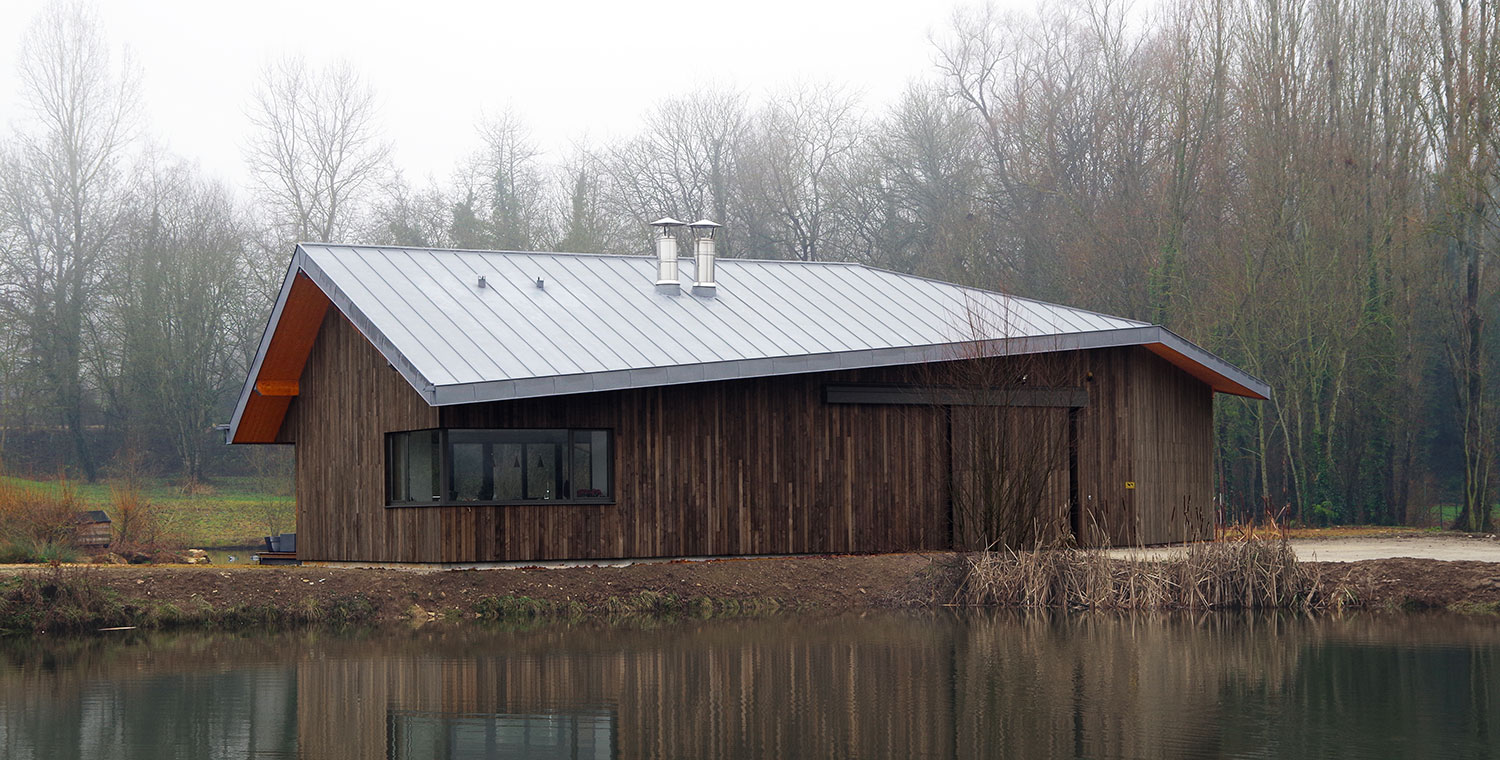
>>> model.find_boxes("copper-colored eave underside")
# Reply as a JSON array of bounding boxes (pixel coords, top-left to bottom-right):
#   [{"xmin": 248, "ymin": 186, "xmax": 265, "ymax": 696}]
[
  {"xmin": 231, "ymin": 273, "xmax": 330, "ymax": 444},
  {"xmin": 230, "ymin": 277, "xmax": 1265, "ymax": 443},
  {"xmin": 1143, "ymin": 342, "xmax": 1268, "ymax": 400}
]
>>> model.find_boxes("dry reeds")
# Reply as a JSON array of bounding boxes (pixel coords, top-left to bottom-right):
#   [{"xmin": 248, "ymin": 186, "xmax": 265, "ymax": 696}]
[
  {"xmin": 958, "ymin": 537, "xmax": 1357, "ymax": 611},
  {"xmin": 109, "ymin": 482, "xmax": 174, "ymax": 554},
  {"xmin": 0, "ymin": 476, "xmax": 84, "ymax": 563}
]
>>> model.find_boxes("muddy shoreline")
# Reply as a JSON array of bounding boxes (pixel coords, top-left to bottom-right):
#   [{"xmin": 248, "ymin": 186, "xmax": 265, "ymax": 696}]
[{"xmin": 3, "ymin": 547, "xmax": 1499, "ymax": 633}]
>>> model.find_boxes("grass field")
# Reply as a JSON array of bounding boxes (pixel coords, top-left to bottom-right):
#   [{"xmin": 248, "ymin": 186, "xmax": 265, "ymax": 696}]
[{"xmin": 0, "ymin": 474, "xmax": 294, "ymax": 549}]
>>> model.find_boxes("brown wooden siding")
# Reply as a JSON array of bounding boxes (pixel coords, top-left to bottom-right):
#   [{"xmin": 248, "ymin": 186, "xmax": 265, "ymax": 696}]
[
  {"xmin": 296, "ymin": 617, "xmax": 957, "ymax": 760},
  {"xmin": 280, "ymin": 310, "xmax": 1213, "ymax": 563},
  {"xmin": 278, "ymin": 310, "xmax": 438, "ymax": 562}
]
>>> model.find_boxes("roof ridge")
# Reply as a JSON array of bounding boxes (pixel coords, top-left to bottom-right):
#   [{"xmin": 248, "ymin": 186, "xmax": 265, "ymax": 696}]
[{"xmin": 298, "ymin": 243, "xmax": 870, "ymax": 267}]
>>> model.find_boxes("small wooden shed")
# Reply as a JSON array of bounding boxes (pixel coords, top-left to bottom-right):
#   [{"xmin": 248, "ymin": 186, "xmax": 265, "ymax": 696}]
[
  {"xmin": 73, "ymin": 510, "xmax": 112, "ymax": 548},
  {"xmin": 226, "ymin": 240, "xmax": 1269, "ymax": 567}
]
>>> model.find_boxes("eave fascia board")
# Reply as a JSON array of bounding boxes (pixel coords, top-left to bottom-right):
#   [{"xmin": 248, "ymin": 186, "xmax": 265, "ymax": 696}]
[
  {"xmin": 1150, "ymin": 327, "xmax": 1272, "ymax": 400},
  {"xmin": 425, "ymin": 324, "xmax": 1270, "ymax": 406}
]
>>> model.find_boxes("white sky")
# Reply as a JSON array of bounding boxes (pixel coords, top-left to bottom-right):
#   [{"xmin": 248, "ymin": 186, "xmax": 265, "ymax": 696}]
[{"xmin": 0, "ymin": 0, "xmax": 1007, "ymax": 194}]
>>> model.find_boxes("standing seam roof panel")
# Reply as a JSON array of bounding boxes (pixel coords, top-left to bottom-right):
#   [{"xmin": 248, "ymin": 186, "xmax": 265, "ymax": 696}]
[
  {"xmin": 441, "ymin": 252, "xmax": 576, "ymax": 377},
  {"xmin": 537, "ymin": 257, "xmax": 685, "ymax": 369},
  {"xmin": 724, "ymin": 264, "xmax": 868, "ymax": 354},
  {"xmin": 309, "ymin": 249, "xmax": 459, "ymax": 386},
  {"xmin": 776, "ymin": 264, "xmax": 927, "ymax": 348},
  {"xmin": 416, "ymin": 251, "xmax": 537, "ymax": 376},
  {"xmin": 379, "ymin": 248, "xmax": 510, "ymax": 382},
  {"xmin": 251, "ymin": 245, "xmax": 1261, "ymax": 412},
  {"xmin": 357, "ymin": 248, "xmax": 493, "ymax": 383}
]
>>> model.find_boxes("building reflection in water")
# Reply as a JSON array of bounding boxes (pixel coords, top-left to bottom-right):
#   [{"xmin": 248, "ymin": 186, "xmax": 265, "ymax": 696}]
[
  {"xmin": 2, "ymin": 612, "xmax": 1499, "ymax": 759},
  {"xmin": 388, "ymin": 709, "xmax": 614, "ymax": 760}
]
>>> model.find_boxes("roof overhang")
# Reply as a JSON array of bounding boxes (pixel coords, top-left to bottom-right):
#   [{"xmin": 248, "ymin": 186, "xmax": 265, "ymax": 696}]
[
  {"xmin": 228, "ymin": 247, "xmax": 438, "ymax": 444},
  {"xmin": 226, "ymin": 247, "xmax": 1270, "ymax": 443},
  {"xmin": 420, "ymin": 324, "xmax": 1270, "ymax": 405}
]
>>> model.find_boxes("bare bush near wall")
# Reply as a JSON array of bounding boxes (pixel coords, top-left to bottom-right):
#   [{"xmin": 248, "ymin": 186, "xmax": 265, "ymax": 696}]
[
  {"xmin": 927, "ymin": 299, "xmax": 1076, "ymax": 551},
  {"xmin": 959, "ymin": 537, "xmax": 1356, "ymax": 611}
]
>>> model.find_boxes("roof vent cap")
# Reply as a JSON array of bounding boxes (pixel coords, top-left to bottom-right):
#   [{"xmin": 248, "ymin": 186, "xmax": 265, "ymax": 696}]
[
  {"xmin": 651, "ymin": 217, "xmax": 686, "ymax": 295},
  {"xmin": 689, "ymin": 219, "xmax": 721, "ymax": 296}
]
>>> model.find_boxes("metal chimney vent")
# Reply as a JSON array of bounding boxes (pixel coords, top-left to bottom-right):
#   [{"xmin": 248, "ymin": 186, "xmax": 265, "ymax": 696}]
[
  {"xmin": 689, "ymin": 219, "xmax": 721, "ymax": 296},
  {"xmin": 650, "ymin": 217, "xmax": 686, "ymax": 294}
]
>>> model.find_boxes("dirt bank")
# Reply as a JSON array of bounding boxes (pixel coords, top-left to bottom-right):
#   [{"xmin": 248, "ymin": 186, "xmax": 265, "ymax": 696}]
[
  {"xmin": 5, "ymin": 542, "xmax": 1500, "ymax": 628},
  {"xmin": 18, "ymin": 553, "xmax": 957, "ymax": 625}
]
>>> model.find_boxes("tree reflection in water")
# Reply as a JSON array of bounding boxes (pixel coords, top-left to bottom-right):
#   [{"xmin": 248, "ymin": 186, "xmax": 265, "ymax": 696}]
[{"xmin": 0, "ymin": 612, "xmax": 1496, "ymax": 759}]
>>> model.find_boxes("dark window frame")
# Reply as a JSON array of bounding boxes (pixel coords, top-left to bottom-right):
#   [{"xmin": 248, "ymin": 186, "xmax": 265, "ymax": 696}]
[{"xmin": 385, "ymin": 428, "xmax": 615, "ymax": 508}]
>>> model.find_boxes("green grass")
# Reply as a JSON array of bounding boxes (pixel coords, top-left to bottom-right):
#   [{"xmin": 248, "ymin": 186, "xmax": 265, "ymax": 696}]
[{"xmin": 0, "ymin": 475, "xmax": 293, "ymax": 549}]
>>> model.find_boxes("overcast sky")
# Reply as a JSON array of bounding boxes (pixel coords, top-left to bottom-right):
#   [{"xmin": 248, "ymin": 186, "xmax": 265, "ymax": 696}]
[{"xmin": 0, "ymin": 0, "xmax": 1012, "ymax": 193}]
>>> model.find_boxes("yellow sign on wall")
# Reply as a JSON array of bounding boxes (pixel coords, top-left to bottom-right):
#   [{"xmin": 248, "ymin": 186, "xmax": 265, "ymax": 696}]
[{"xmin": 1124, "ymin": 481, "xmax": 1136, "ymax": 490}]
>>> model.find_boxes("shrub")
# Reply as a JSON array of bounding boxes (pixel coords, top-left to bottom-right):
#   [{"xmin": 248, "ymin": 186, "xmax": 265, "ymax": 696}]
[
  {"xmin": 110, "ymin": 483, "xmax": 177, "ymax": 555},
  {"xmin": 959, "ymin": 537, "xmax": 1356, "ymax": 611},
  {"xmin": 0, "ymin": 477, "xmax": 86, "ymax": 561},
  {"xmin": 0, "ymin": 566, "xmax": 137, "ymax": 634}
]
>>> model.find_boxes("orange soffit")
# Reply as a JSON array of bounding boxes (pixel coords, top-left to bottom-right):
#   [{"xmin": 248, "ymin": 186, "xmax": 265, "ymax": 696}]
[
  {"xmin": 1143, "ymin": 342, "xmax": 1268, "ymax": 400},
  {"xmin": 255, "ymin": 380, "xmax": 299, "ymax": 397},
  {"xmin": 233, "ymin": 273, "xmax": 331, "ymax": 443}
]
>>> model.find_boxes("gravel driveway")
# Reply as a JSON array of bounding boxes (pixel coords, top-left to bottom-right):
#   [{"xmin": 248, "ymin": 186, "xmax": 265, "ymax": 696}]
[{"xmin": 1108, "ymin": 533, "xmax": 1500, "ymax": 563}]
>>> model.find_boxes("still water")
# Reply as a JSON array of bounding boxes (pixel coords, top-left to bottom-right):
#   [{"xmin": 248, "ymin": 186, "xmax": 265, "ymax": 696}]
[{"xmin": 0, "ymin": 612, "xmax": 1496, "ymax": 759}]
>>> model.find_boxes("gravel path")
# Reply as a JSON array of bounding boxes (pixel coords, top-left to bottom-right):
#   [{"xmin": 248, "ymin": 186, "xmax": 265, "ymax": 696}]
[{"xmin": 1108, "ymin": 533, "xmax": 1500, "ymax": 563}]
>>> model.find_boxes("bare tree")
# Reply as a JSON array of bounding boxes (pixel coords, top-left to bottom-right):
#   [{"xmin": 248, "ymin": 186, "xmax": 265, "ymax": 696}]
[
  {"xmin": 0, "ymin": 1, "xmax": 136, "ymax": 481},
  {"xmin": 554, "ymin": 143, "xmax": 628, "ymax": 253},
  {"xmin": 449, "ymin": 108, "xmax": 552, "ymax": 250},
  {"xmin": 245, "ymin": 57, "xmax": 391, "ymax": 245},
  {"xmin": 927, "ymin": 300, "xmax": 1079, "ymax": 550},
  {"xmin": 602, "ymin": 88, "xmax": 748, "ymax": 253},
  {"xmin": 368, "ymin": 170, "xmax": 456, "ymax": 248},
  {"xmin": 1425, "ymin": 0, "xmax": 1498, "ymax": 532},
  {"xmin": 98, "ymin": 151, "xmax": 258, "ymax": 483},
  {"xmin": 738, "ymin": 84, "xmax": 864, "ymax": 262}
]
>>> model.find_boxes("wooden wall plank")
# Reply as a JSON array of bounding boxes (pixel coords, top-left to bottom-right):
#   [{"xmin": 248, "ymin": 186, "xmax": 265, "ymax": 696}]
[{"xmin": 282, "ymin": 311, "xmax": 1215, "ymax": 562}]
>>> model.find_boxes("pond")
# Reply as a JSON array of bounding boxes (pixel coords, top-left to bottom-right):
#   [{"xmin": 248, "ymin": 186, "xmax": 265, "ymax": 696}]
[{"xmin": 0, "ymin": 612, "xmax": 1496, "ymax": 759}]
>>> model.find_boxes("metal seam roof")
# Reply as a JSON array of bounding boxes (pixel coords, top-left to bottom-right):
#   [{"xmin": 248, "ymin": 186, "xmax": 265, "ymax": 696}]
[{"xmin": 227, "ymin": 244, "xmax": 1270, "ymax": 440}]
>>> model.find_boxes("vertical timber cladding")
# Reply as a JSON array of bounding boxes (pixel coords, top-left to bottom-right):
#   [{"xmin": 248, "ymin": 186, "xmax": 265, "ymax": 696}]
[
  {"xmin": 1067, "ymin": 346, "xmax": 1215, "ymax": 546},
  {"xmin": 283, "ymin": 310, "xmax": 951, "ymax": 564},
  {"xmin": 278, "ymin": 310, "xmax": 438, "ymax": 562},
  {"xmin": 923, "ymin": 346, "xmax": 1215, "ymax": 548},
  {"xmin": 440, "ymin": 369, "xmax": 952, "ymax": 563},
  {"xmin": 1128, "ymin": 349, "xmax": 1215, "ymax": 545},
  {"xmin": 281, "ymin": 310, "xmax": 1214, "ymax": 562}
]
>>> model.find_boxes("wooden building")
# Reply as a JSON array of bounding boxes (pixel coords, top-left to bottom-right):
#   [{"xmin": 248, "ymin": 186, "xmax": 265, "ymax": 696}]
[
  {"xmin": 73, "ymin": 510, "xmax": 111, "ymax": 549},
  {"xmin": 227, "ymin": 232, "xmax": 1267, "ymax": 567}
]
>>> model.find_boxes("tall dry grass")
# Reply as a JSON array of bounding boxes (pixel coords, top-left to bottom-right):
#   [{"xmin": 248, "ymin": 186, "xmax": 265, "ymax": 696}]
[
  {"xmin": 108, "ymin": 482, "xmax": 176, "ymax": 554},
  {"xmin": 0, "ymin": 476, "xmax": 84, "ymax": 563},
  {"xmin": 958, "ymin": 537, "xmax": 1356, "ymax": 611}
]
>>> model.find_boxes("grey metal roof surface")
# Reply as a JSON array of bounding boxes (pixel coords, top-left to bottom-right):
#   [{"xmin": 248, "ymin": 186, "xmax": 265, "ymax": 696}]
[{"xmin": 229, "ymin": 243, "xmax": 1269, "ymax": 436}]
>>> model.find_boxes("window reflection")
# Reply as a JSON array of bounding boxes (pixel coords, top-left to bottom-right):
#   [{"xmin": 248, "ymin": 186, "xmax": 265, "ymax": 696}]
[
  {"xmin": 386, "ymin": 429, "xmax": 611, "ymax": 506},
  {"xmin": 388, "ymin": 710, "xmax": 614, "ymax": 760}
]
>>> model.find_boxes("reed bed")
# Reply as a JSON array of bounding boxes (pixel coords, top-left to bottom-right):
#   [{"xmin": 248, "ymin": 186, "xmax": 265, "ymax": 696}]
[{"xmin": 958, "ymin": 538, "xmax": 1356, "ymax": 611}]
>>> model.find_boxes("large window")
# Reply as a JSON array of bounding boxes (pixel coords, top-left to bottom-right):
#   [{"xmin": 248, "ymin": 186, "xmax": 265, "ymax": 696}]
[{"xmin": 386, "ymin": 429, "xmax": 612, "ymax": 507}]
